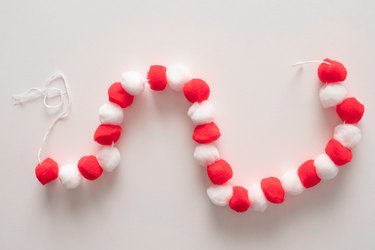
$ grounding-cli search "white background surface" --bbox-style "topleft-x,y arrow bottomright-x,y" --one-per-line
1,1 -> 374,249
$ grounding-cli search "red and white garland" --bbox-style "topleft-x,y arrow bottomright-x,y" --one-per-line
32,59 -> 364,213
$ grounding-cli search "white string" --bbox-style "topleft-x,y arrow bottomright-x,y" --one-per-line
292,60 -> 331,67
12,72 -> 71,163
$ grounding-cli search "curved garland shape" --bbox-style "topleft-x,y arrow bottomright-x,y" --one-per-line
34,59 -> 365,213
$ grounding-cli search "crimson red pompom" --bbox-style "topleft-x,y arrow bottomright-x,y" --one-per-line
108,82 -> 134,108
325,139 -> 352,166
207,159 -> 233,185
78,155 -> 103,180
183,79 -> 210,103
336,97 -> 364,124
94,124 -> 122,145
317,58 -> 347,83
298,160 -> 321,188
192,122 -> 221,144
229,186 -> 250,212
261,177 -> 285,204
147,65 -> 167,91
35,158 -> 59,185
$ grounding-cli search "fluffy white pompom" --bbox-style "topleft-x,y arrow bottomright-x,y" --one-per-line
193,144 -> 220,166
59,164 -> 82,189
206,184 -> 233,206
319,83 -> 347,108
96,146 -> 121,172
187,101 -> 215,125
333,124 -> 361,148
314,154 -> 339,180
166,65 -> 191,91
121,71 -> 145,95
248,183 -> 268,212
281,169 -> 304,196
99,102 -> 124,125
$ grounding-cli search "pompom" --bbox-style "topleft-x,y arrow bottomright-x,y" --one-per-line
317,58 -> 347,83
187,101 -> 215,125
183,79 -> 210,103
206,184 -> 233,206
336,97 -> 365,124
260,177 -> 285,204
207,159 -> 233,185
298,160 -> 321,188
248,183 -> 269,212
193,143 -> 220,166
192,122 -> 221,144
108,82 -> 134,108
333,124 -> 361,148
94,124 -> 122,145
99,102 -> 124,125
319,83 -> 347,108
325,139 -> 352,166
121,71 -> 145,96
59,164 -> 82,189
77,155 -> 103,180
229,186 -> 250,212
97,146 -> 121,172
147,65 -> 167,91
166,64 -> 191,91
281,169 -> 305,196
35,158 -> 59,185
314,154 -> 339,180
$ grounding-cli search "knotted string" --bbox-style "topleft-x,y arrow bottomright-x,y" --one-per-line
12,73 -> 71,163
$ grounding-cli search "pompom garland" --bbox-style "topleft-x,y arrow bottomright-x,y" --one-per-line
30,59 -> 365,214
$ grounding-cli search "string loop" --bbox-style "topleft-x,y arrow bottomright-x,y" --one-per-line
12,72 -> 71,163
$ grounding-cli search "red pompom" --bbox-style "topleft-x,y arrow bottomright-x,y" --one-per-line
35,158 -> 59,185
229,186 -> 250,212
78,155 -> 103,180
298,160 -> 321,188
336,97 -> 365,124
192,122 -> 221,144
325,139 -> 352,166
183,79 -> 210,103
94,124 -> 122,145
207,159 -> 233,185
108,82 -> 134,108
317,58 -> 347,83
261,177 -> 285,204
147,65 -> 167,91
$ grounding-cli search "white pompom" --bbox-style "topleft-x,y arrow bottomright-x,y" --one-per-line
193,144 -> 220,166
187,101 -> 215,125
99,102 -> 124,125
96,146 -> 121,172
281,169 -> 304,196
121,71 -> 145,95
314,154 -> 339,180
319,83 -> 347,108
248,183 -> 268,212
166,65 -> 191,91
333,124 -> 362,148
206,184 -> 233,206
59,164 -> 82,189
